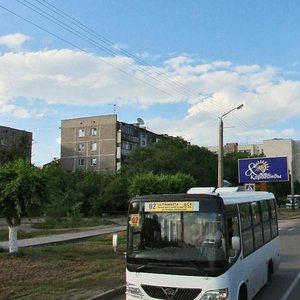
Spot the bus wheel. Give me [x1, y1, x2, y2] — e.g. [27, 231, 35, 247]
[267, 260, 273, 283]
[238, 284, 248, 300]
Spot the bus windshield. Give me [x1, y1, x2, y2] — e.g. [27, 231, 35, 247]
[127, 197, 230, 276]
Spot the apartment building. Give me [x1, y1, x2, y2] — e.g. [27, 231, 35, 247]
[207, 138, 300, 182]
[0, 126, 32, 164]
[60, 114, 163, 173]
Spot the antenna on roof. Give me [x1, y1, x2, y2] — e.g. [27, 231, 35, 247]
[108, 103, 118, 114]
[137, 118, 145, 126]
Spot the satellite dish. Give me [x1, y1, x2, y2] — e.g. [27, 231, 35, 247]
[137, 118, 145, 125]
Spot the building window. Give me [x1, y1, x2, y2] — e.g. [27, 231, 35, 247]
[91, 158, 97, 166]
[78, 158, 85, 166]
[90, 128, 97, 136]
[78, 129, 85, 137]
[122, 141, 133, 150]
[91, 142, 97, 151]
[78, 143, 85, 152]
[0, 138, 8, 146]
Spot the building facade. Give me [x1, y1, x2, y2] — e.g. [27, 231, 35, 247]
[60, 114, 163, 173]
[0, 126, 32, 164]
[207, 139, 300, 182]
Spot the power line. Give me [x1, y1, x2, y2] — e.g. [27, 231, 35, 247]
[15, 0, 201, 101]
[0, 0, 250, 131]
[0, 3, 181, 100]
[31, 0, 210, 102]
[14, 0, 235, 113]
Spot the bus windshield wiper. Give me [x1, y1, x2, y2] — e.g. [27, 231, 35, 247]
[135, 260, 209, 276]
[187, 261, 209, 276]
[135, 262, 161, 271]
[136, 261, 185, 271]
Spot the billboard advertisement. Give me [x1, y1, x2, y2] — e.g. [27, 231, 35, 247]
[238, 157, 289, 183]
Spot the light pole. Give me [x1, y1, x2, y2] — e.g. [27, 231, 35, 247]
[289, 145, 299, 210]
[218, 104, 244, 187]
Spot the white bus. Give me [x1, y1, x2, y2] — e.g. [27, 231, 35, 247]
[126, 187, 280, 300]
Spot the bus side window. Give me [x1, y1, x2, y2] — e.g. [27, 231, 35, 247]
[225, 205, 240, 259]
[228, 219, 234, 246]
[227, 217, 240, 253]
[261, 200, 271, 242]
[240, 203, 254, 257]
[269, 199, 278, 238]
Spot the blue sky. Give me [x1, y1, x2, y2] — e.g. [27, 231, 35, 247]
[1, 0, 300, 165]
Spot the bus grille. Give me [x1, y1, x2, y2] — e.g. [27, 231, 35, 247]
[141, 284, 202, 300]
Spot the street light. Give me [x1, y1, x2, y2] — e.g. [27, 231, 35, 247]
[289, 147, 300, 210]
[218, 104, 244, 187]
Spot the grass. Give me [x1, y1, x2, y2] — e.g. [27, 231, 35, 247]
[277, 207, 300, 220]
[31, 217, 114, 230]
[0, 232, 126, 300]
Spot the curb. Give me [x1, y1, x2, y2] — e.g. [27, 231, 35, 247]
[88, 285, 126, 300]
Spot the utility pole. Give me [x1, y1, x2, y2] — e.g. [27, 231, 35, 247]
[218, 118, 224, 188]
[218, 104, 244, 188]
[290, 156, 295, 210]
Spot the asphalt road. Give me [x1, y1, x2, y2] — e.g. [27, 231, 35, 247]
[112, 218, 300, 300]
[254, 218, 300, 300]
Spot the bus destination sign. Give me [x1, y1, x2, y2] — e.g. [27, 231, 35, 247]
[145, 201, 199, 212]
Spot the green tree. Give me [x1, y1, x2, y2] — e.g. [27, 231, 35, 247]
[0, 159, 48, 253]
[126, 138, 217, 186]
[223, 151, 251, 186]
[128, 172, 196, 197]
[102, 175, 129, 212]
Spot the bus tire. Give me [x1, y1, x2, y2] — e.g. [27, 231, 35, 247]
[267, 260, 273, 283]
[238, 284, 248, 300]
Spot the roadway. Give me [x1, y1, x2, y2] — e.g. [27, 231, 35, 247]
[111, 218, 300, 300]
[254, 218, 300, 300]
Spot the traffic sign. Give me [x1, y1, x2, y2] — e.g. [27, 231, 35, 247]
[245, 183, 255, 191]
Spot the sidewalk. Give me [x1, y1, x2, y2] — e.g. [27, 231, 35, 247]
[0, 224, 126, 249]
[0, 217, 127, 250]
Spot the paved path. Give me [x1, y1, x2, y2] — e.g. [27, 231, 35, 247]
[0, 218, 126, 250]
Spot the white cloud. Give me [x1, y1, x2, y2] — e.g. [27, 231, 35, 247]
[0, 33, 32, 50]
[0, 101, 31, 118]
[1, 47, 300, 148]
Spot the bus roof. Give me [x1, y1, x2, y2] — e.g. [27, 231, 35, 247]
[219, 191, 274, 205]
[188, 186, 275, 205]
[131, 188, 275, 206]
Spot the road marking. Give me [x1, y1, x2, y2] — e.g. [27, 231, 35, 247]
[280, 271, 300, 300]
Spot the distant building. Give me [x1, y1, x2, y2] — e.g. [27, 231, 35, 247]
[60, 114, 164, 173]
[0, 126, 32, 164]
[207, 139, 300, 182]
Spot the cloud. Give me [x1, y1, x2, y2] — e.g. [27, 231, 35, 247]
[1, 47, 300, 147]
[0, 33, 32, 50]
[0, 101, 31, 118]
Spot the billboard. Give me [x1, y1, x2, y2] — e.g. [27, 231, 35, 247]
[238, 157, 289, 183]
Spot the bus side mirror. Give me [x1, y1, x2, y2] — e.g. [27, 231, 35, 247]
[232, 236, 241, 251]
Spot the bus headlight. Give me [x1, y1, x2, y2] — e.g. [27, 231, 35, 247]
[200, 288, 228, 300]
[126, 283, 144, 298]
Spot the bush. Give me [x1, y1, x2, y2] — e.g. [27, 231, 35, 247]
[129, 172, 197, 197]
